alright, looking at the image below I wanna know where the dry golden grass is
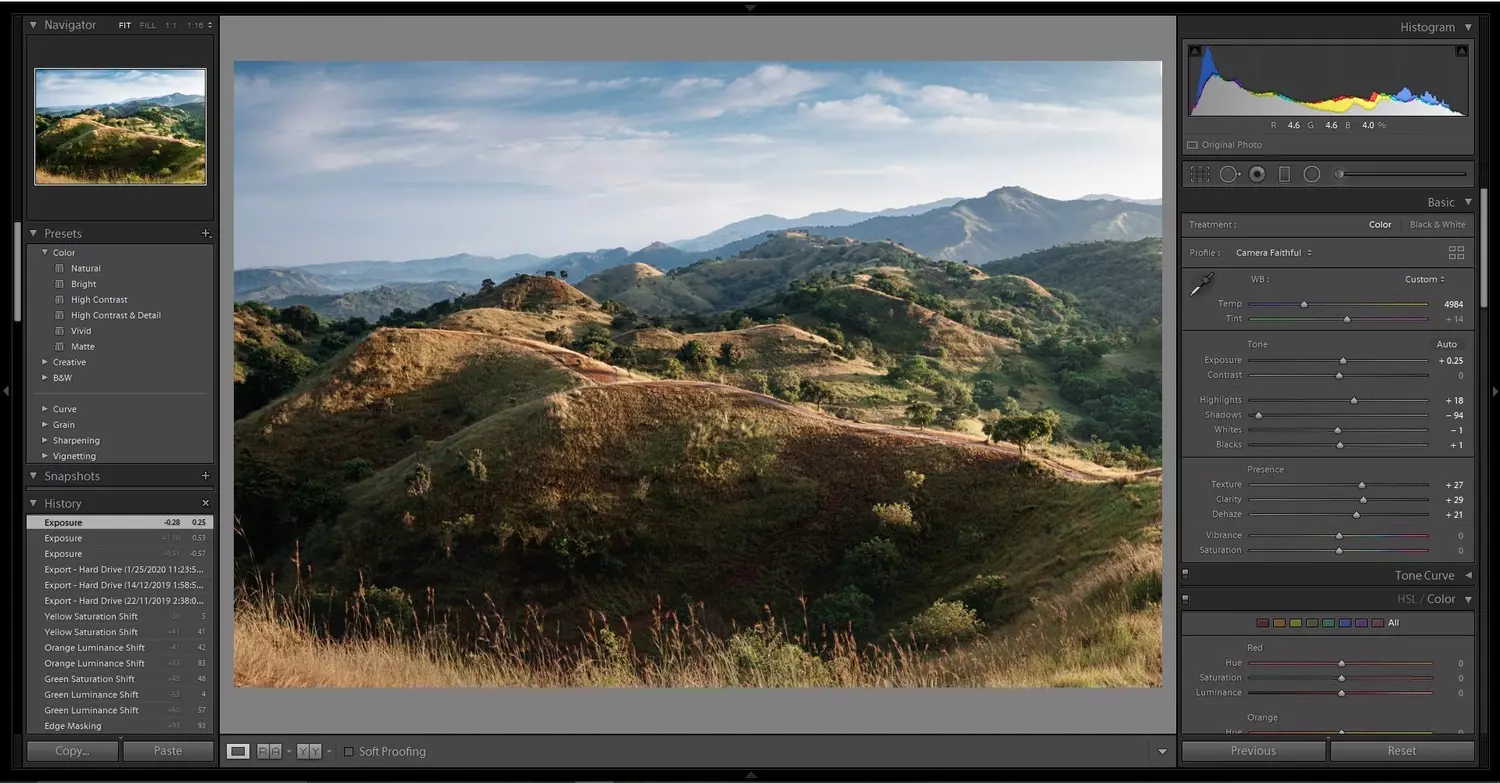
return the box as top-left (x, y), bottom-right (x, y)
top-left (575, 262), bottom-right (665, 300)
top-left (233, 536), bottom-right (1160, 689)
top-left (618, 324), bottom-right (883, 379)
top-left (465, 275), bottom-right (598, 311)
top-left (235, 327), bottom-right (588, 474)
top-left (36, 167), bottom-right (204, 185)
top-left (836, 285), bottom-right (1018, 363)
top-left (992, 273), bottom-right (1054, 298)
top-left (437, 305), bottom-right (611, 342)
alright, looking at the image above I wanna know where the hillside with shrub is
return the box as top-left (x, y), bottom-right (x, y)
top-left (36, 102), bottom-right (206, 184)
top-left (233, 232), bottom-right (1163, 688)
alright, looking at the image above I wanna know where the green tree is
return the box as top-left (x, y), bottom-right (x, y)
top-left (407, 462), bottom-right (434, 497)
top-left (841, 538), bottom-right (906, 600)
top-left (288, 479), bottom-right (347, 531)
top-left (276, 304), bottom-right (321, 333)
top-left (905, 400), bottom-right (938, 429)
top-left (972, 378), bottom-right (1003, 410)
top-left (886, 355), bottom-right (938, 387)
top-left (986, 409), bottom-right (1061, 456)
top-left (799, 379), bottom-right (836, 405)
top-left (767, 369), bottom-right (802, 402)
top-left (931, 379), bottom-right (978, 427)
top-left (609, 345), bottom-right (638, 368)
top-left (678, 340), bottom-right (713, 371)
top-left (479, 278), bottom-right (496, 294)
top-left (342, 458), bottom-right (375, 482)
top-left (809, 586), bottom-right (877, 639)
top-left (718, 341), bottom-right (745, 368)
top-left (872, 501), bottom-right (916, 530)
top-left (239, 343), bottom-right (316, 415)
top-left (558, 270), bottom-right (569, 281)
top-left (659, 357), bottom-right (687, 379)
top-left (464, 449), bottom-right (489, 484)
top-left (901, 600), bottom-right (984, 647)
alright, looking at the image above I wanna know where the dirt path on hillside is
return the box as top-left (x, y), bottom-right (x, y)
top-left (484, 335), bottom-right (1156, 485)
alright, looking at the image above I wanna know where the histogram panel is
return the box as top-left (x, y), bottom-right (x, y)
top-left (1189, 44), bottom-right (1468, 118)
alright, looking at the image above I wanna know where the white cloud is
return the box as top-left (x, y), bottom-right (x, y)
top-left (819, 163), bottom-right (919, 177)
top-left (442, 74), bottom-right (581, 100)
top-left (714, 133), bottom-right (776, 145)
top-left (38, 68), bottom-right (205, 107)
top-left (662, 76), bottom-right (725, 98)
top-left (911, 85), bottom-right (995, 115)
top-left (797, 94), bottom-right (911, 126)
top-left (863, 72), bottom-right (911, 96)
top-left (682, 64), bottom-right (830, 119)
top-left (233, 63), bottom-right (1162, 263)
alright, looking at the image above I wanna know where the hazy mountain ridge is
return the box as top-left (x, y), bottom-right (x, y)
top-left (1078, 193), bottom-right (1162, 205)
top-left (37, 92), bottom-right (205, 116)
top-left (794, 187), bottom-right (1162, 263)
top-left (668, 197), bottom-right (967, 252)
top-left (235, 189), bottom-right (1161, 319)
top-left (266, 282), bottom-right (477, 322)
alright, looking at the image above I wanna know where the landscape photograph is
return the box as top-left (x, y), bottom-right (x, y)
top-left (231, 60), bottom-right (1166, 689)
top-left (35, 67), bottom-right (207, 185)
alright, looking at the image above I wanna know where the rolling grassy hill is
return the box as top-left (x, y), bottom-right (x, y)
top-left (579, 232), bottom-right (930, 316)
top-left (437, 306), bottom-right (613, 343)
top-left (455, 273), bottom-right (599, 313)
top-left (983, 237), bottom-right (1164, 329)
top-left (573, 262), bottom-right (665, 301)
top-left (233, 188), bottom-right (1160, 295)
top-left (235, 267), bottom-right (337, 301)
top-left (36, 105), bottom-right (206, 184)
top-left (780, 283), bottom-right (1018, 362)
top-left (235, 327), bottom-right (1162, 687)
top-left (232, 232), bottom-right (1164, 688)
top-left (267, 282), bottom-right (475, 322)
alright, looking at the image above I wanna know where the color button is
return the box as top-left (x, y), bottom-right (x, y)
top-left (1289, 618), bottom-right (1303, 628)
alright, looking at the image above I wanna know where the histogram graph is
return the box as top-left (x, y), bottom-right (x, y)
top-left (1189, 44), bottom-right (1468, 118)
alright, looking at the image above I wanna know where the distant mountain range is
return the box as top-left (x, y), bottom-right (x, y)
top-left (37, 92), bottom-right (205, 116)
top-left (668, 197), bottom-right (967, 253)
top-left (236, 187), bottom-right (1161, 319)
top-left (1078, 193), bottom-right (1162, 206)
top-left (263, 282), bottom-right (476, 322)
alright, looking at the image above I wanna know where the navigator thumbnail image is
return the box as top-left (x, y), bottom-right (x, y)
top-left (1188, 44), bottom-right (1469, 118)
top-left (34, 67), bottom-right (208, 185)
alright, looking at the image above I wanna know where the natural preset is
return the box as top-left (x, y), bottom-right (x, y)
top-left (231, 61), bottom-right (1165, 688)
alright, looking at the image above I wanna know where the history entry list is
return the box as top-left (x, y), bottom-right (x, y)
top-left (25, 513), bottom-right (216, 735)
top-left (25, 243), bottom-right (214, 465)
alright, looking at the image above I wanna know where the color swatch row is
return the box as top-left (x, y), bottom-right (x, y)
top-left (1255, 617), bottom-right (1388, 629)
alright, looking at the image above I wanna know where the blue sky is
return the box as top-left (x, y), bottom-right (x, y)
top-left (37, 68), bottom-right (205, 108)
top-left (233, 61), bottom-right (1162, 267)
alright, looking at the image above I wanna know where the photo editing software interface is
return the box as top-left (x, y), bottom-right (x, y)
top-left (5, 9), bottom-right (1494, 779)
